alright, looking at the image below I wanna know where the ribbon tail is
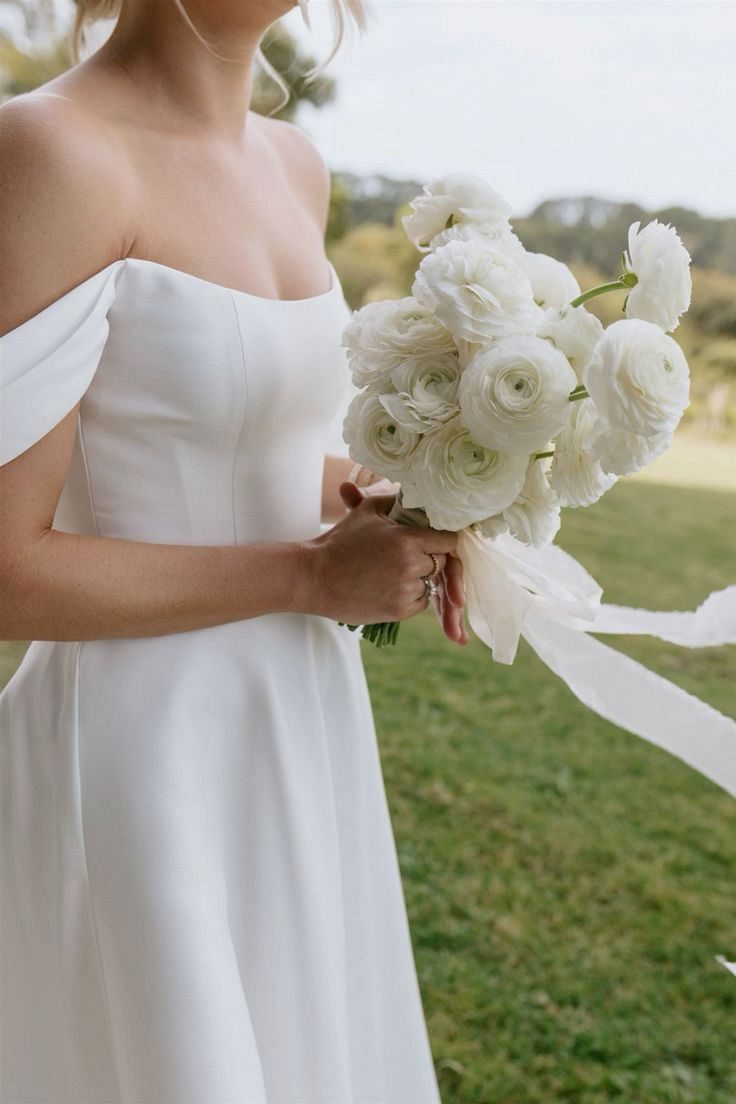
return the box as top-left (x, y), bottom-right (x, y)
top-left (457, 529), bottom-right (533, 664)
top-left (520, 609), bottom-right (736, 799)
top-left (715, 956), bottom-right (736, 979)
top-left (591, 585), bottom-right (736, 647)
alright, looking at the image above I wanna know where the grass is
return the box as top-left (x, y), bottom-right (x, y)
top-left (362, 478), bottom-right (736, 1103)
top-left (628, 430), bottom-right (736, 495)
top-left (1, 477), bottom-right (734, 1103)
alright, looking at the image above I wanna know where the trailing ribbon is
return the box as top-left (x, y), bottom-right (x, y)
top-left (716, 956), bottom-right (736, 979)
top-left (456, 526), bottom-right (736, 800)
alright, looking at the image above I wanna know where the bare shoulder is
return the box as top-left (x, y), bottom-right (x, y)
top-left (253, 112), bottom-right (332, 229)
top-left (0, 92), bottom-right (137, 332)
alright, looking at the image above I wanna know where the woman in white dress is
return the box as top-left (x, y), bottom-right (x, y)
top-left (0, 1), bottom-right (470, 1101)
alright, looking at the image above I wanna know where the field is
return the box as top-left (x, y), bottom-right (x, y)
top-left (1, 458), bottom-right (734, 1103)
top-left (363, 472), bottom-right (735, 1103)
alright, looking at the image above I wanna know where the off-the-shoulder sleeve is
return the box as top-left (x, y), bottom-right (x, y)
top-left (0, 260), bottom-right (123, 466)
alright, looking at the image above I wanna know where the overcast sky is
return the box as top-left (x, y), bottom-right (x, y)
top-left (283, 0), bottom-right (736, 218)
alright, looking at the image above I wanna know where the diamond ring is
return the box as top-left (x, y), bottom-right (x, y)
top-left (423, 576), bottom-right (440, 600)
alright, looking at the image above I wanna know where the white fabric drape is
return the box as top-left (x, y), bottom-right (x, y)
top-left (457, 527), bottom-right (736, 799)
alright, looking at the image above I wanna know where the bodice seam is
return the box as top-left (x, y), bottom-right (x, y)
top-left (229, 293), bottom-right (249, 547)
top-left (77, 408), bottom-right (100, 537)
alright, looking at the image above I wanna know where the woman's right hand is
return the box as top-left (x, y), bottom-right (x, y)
top-left (299, 481), bottom-right (459, 626)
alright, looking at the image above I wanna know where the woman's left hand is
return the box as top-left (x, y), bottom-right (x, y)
top-left (344, 479), bottom-right (469, 646)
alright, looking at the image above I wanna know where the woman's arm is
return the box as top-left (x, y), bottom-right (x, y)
top-left (0, 97), bottom-right (464, 645)
top-left (321, 455), bottom-right (356, 523)
top-left (0, 411), bottom-right (458, 641)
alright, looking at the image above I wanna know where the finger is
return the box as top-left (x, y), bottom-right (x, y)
top-left (437, 568), bottom-right (459, 642)
top-left (362, 491), bottom-right (400, 516)
top-left (430, 574), bottom-right (445, 625)
top-left (442, 594), bottom-right (464, 643)
top-left (441, 571), bottom-right (469, 643)
top-left (409, 586), bottom-right (430, 613)
top-left (338, 481), bottom-right (364, 510)
top-left (423, 550), bottom-right (446, 577)
top-left (410, 527), bottom-right (459, 554)
top-left (438, 581), bottom-right (460, 644)
top-left (443, 552), bottom-right (466, 608)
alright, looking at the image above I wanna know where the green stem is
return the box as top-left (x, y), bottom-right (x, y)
top-left (569, 279), bottom-right (628, 308)
top-left (535, 450), bottom-right (555, 459)
top-left (569, 388), bottom-right (589, 402)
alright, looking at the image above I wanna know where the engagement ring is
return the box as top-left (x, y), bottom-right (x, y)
top-left (423, 576), bottom-right (440, 600)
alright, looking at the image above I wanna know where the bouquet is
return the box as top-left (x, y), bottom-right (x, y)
top-left (338, 174), bottom-right (736, 803)
top-left (341, 173), bottom-right (692, 648)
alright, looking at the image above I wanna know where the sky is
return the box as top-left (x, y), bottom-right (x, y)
top-left (281, 0), bottom-right (736, 219)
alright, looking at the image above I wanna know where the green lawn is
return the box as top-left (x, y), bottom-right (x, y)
top-left (1, 479), bottom-right (734, 1103)
top-left (628, 431), bottom-right (736, 495)
top-left (363, 479), bottom-right (735, 1103)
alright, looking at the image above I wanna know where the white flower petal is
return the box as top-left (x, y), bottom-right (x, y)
top-left (411, 238), bottom-right (540, 346)
top-left (548, 398), bottom-right (618, 508)
top-left (588, 424), bottom-right (673, 477)
top-left (399, 417), bottom-right (528, 531)
top-left (625, 219), bottom-right (692, 332)
top-left (522, 252), bottom-right (581, 310)
top-left (536, 304), bottom-right (604, 381)
top-left (458, 335), bottom-right (577, 454)
top-left (502, 458), bottom-right (561, 547)
top-left (402, 173), bottom-right (513, 252)
top-left (583, 318), bottom-right (690, 436)
top-left (341, 296), bottom-right (456, 391)
top-left (342, 391), bottom-right (422, 479)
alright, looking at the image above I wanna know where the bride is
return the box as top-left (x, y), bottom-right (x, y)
top-left (0, 1), bottom-right (469, 1100)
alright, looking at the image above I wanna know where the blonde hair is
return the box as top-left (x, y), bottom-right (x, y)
top-left (69, 0), bottom-right (370, 114)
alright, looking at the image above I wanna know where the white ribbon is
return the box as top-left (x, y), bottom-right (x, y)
top-left (456, 527), bottom-right (736, 800)
top-left (716, 956), bottom-right (736, 979)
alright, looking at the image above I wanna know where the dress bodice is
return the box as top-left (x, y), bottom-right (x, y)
top-left (0, 263), bottom-right (443, 1104)
top-left (0, 257), bottom-right (355, 545)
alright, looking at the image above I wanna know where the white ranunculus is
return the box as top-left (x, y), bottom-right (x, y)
top-left (583, 318), bottom-right (690, 436)
top-left (342, 391), bottom-right (421, 480)
top-left (548, 398), bottom-right (618, 508)
top-left (401, 173), bottom-right (512, 252)
top-left (476, 513), bottom-right (510, 540)
top-left (429, 221), bottom-right (528, 264)
top-left (522, 252), bottom-right (581, 310)
top-left (458, 335), bottom-right (577, 454)
top-left (341, 296), bottom-right (456, 391)
top-left (501, 458), bottom-right (562, 548)
top-left (536, 304), bottom-right (604, 381)
top-left (624, 220), bottom-right (692, 332)
top-left (379, 351), bottom-right (460, 433)
top-left (587, 423), bottom-right (673, 477)
top-left (412, 238), bottom-right (541, 346)
top-left (399, 417), bottom-right (528, 531)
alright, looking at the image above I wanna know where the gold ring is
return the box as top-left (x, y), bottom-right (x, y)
top-left (426, 552), bottom-right (441, 581)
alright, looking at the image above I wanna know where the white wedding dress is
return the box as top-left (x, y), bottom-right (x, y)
top-left (0, 257), bottom-right (441, 1104)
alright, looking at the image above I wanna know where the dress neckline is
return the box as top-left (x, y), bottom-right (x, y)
top-left (0, 256), bottom-right (341, 343)
top-left (124, 255), bottom-right (339, 305)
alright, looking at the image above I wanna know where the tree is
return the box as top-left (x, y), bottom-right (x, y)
top-left (251, 22), bottom-right (335, 123)
top-left (0, 0), bottom-right (70, 98)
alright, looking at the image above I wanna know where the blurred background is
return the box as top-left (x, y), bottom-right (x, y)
top-left (1, 2), bottom-right (734, 1101)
